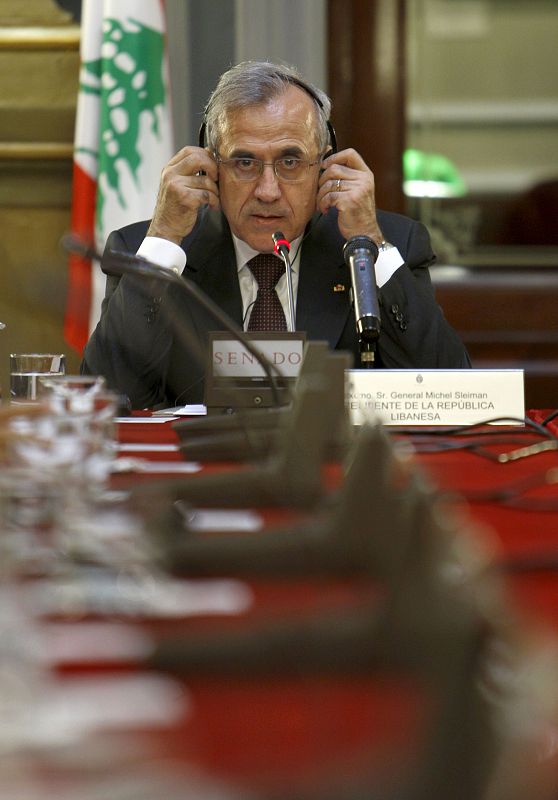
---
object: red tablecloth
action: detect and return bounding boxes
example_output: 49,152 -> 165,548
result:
17,412 -> 558,797
114,413 -> 558,630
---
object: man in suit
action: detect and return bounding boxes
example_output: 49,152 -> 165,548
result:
82,61 -> 469,409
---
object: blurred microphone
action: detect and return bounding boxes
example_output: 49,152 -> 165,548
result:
175,350 -> 350,463
133,374 -> 340,510
149,421 -> 396,578
272,230 -> 296,332
172,341 -> 330,441
343,235 -> 381,368
62,233 -> 180,282
172,342 -> 350,463
148,464 -> 487,677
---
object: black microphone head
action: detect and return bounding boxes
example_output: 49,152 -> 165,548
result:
343,235 -> 379,265
272,231 -> 291,256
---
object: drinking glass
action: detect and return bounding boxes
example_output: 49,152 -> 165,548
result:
80,389 -> 119,487
36,375 -> 116,494
0,467 -> 59,574
37,373 -> 105,413
9,354 -> 65,403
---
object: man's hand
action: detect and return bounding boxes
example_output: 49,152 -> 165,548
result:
317,149 -> 384,244
147,147 -> 220,244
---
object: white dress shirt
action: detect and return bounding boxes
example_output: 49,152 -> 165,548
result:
137,231 -> 404,329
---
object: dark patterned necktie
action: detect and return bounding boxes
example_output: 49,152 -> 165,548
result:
246,253 -> 287,331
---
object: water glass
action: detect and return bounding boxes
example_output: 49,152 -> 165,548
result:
9,353 -> 65,403
81,389 -> 119,486
37,375 -> 116,487
37,374 -> 106,413
0,467 -> 59,574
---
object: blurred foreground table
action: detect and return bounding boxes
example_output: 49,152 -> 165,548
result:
2,409 -> 558,799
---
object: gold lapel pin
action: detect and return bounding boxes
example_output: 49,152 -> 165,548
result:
333,283 -> 346,293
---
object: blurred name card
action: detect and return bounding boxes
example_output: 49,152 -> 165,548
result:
346,369 -> 525,426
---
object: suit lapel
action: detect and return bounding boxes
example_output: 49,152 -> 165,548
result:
296,212 -> 352,347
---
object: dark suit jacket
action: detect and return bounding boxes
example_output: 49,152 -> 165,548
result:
82,208 -> 470,408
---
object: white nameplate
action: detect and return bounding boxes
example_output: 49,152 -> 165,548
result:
211,337 -> 304,379
346,369 -> 525,426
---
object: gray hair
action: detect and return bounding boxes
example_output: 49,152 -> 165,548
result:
203,60 -> 332,154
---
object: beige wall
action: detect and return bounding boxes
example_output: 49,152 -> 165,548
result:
0,0 -> 80,399
407,0 -> 558,194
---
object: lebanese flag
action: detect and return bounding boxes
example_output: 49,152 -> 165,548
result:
65,0 -> 173,353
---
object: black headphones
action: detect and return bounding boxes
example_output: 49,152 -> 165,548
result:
198,75 -> 337,155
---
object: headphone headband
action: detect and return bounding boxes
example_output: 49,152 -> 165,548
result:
198,76 -> 337,154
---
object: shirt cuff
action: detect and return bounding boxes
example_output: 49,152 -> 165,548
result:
375,247 -> 404,288
137,237 -> 186,274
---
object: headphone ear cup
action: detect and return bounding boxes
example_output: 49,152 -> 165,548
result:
326,121 -> 337,154
198,121 -> 206,149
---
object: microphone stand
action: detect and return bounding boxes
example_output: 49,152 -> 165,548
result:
273,231 -> 296,332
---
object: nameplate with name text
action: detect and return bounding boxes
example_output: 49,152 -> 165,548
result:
346,369 -> 525,426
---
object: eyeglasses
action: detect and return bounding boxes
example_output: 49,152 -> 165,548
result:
215,155 -> 321,183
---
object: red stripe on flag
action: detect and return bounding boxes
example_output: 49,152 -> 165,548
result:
64,162 -> 97,354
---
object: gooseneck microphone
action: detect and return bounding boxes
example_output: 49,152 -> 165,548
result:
272,231 -> 296,332
62,234 -> 283,407
343,235 -> 381,368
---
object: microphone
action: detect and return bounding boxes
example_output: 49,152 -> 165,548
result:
272,231 -> 290,259
272,230 -> 296,332
343,235 -> 381,368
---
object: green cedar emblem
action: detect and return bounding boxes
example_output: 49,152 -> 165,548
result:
77,17 -> 167,222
